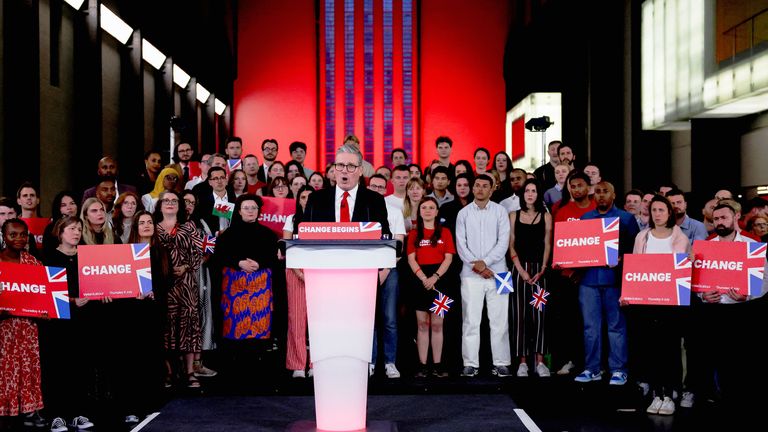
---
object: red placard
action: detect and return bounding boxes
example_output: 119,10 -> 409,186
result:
552,218 -> 620,268
297,222 -> 382,240
0,262 -> 70,319
621,254 -> 692,306
21,217 -> 50,246
258,197 -> 296,235
691,240 -> 766,296
78,244 -> 153,299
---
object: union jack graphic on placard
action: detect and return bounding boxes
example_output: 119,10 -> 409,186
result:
602,217 -> 620,267
430,290 -> 453,318
359,222 -> 381,232
747,242 -> 766,297
52,291 -> 71,320
674,253 -> 692,306
131,243 -> 151,260
46,266 -> 67,283
529,286 -> 550,311
136,267 -> 153,296
227,159 -> 242,171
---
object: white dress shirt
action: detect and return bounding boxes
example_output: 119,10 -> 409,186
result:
335,185 -> 359,222
455,200 -> 510,278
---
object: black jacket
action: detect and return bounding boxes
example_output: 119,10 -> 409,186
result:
303,186 -> 391,237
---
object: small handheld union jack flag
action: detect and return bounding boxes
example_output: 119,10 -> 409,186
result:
430,290 -> 453,318
529,285 -> 550,311
201,235 -> 216,254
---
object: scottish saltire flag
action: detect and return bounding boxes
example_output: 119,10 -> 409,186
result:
227,159 -> 242,171
131,243 -> 151,260
529,285 -> 550,311
603,217 -> 620,266
494,271 -> 514,294
430,290 -> 453,318
674,253 -> 692,306
213,202 -> 235,220
201,235 -> 216,254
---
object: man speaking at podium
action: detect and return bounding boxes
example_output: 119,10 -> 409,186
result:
303,144 -> 391,237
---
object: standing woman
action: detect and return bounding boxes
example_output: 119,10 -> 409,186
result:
112,192 -> 142,243
508,179 -> 553,378
42,191 -> 79,259
80,198 -> 118,245
154,191 -> 204,389
282,186 -> 315,377
627,194 -> 690,416
407,197 -> 455,378
402,177 -> 426,231
141,167 -> 181,213
308,172 -> 326,191
492,151 -> 513,185
439,173 -> 474,236
289,175 -> 307,199
266,176 -> 290,198
0,219 -> 45,428
228,169 -> 248,198
41,216 -> 95,431
473,148 -> 491,175
215,195 -> 279,370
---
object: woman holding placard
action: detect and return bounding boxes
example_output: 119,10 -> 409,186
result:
628,194 -> 690,416
0,219 -> 45,428
508,179 -> 553,378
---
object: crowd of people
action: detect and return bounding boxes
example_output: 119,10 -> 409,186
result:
1,135 -> 767,431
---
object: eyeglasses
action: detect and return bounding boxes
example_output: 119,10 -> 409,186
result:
263,147 -> 278,152
369,184 -> 387,191
161,199 -> 179,205
184,199 -> 196,206
755,223 -> 768,229
334,163 -> 360,173
209,176 -> 226,182
241,205 -> 259,211
178,148 -> 193,153
165,175 -> 179,181
273,184 -> 288,189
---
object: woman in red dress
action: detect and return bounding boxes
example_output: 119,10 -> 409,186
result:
0,219 -> 46,429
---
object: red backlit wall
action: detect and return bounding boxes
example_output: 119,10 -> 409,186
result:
233,0 -> 318,169
234,0 -> 510,172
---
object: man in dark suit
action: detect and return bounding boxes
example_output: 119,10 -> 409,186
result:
304,144 -> 390,237
196,166 -> 237,235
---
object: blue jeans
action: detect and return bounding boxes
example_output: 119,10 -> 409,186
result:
578,284 -> 627,374
372,268 -> 398,364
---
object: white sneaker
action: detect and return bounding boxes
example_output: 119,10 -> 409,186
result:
658,397 -> 675,415
646,396 -> 663,414
535,362 -> 551,377
638,382 -> 650,397
556,360 -> 575,375
385,363 -> 401,378
125,415 -> 140,425
70,416 -> 94,430
50,417 -> 68,432
517,363 -> 529,377
292,369 -> 306,378
307,368 -> 314,378
680,391 -> 694,408
368,363 -> 375,377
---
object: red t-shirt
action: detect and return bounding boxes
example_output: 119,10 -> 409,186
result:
553,199 -> 597,224
407,227 -> 456,265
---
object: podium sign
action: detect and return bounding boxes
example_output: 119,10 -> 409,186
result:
297,222 -> 382,240
621,253 -> 692,306
553,218 -> 619,268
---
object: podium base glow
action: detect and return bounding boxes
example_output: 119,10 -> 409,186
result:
304,268 -> 378,431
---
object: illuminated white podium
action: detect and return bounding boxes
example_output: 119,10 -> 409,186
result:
285,231 -> 396,432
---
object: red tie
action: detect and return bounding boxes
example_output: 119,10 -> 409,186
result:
340,191 -> 351,222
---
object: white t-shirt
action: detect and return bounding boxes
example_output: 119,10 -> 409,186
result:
645,231 -> 674,254
283,213 -> 296,234
385,194 -> 405,212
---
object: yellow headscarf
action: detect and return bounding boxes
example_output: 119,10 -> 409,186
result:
149,166 -> 182,198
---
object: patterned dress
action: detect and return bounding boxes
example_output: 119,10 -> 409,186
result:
157,221 -> 203,352
0,252 -> 44,416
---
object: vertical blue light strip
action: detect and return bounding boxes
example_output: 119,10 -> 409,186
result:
324,0 -> 336,161
402,0 -> 413,156
363,0 -> 374,163
344,0 -> 355,135
383,0 -> 393,157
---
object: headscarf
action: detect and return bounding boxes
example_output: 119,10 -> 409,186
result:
149,167 -> 182,198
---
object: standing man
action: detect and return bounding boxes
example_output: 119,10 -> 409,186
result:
533,140 -> 562,191
666,189 -> 708,244
196,166 -> 236,235
172,142 -> 201,184
16,183 -> 40,218
185,154 -> 211,190
367,174 -> 406,378
289,141 -> 315,177
94,178 -> 118,215
435,136 -> 454,171
303,143 -> 390,235
497,169 -> 527,212
583,163 -> 602,196
574,181 -> 639,385
258,139 -> 279,183
82,156 -> 136,202
556,143 -> 576,172
455,174 -> 512,377
385,165 -> 410,212
390,149 -> 408,167
137,150 -> 163,195
427,166 -> 454,207
243,154 -> 264,194
224,137 -> 243,162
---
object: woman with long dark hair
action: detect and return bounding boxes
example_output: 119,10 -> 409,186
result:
508,179 -> 552,378
154,191 -> 204,389
407,197 -> 455,378
42,191 -> 79,258
282,185 -> 315,377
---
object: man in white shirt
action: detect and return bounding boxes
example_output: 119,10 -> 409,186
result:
368,174 -> 406,378
385,165 -> 410,212
455,174 -> 512,377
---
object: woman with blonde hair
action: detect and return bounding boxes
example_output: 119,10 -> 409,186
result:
80,198 -> 117,245
402,177 -> 426,231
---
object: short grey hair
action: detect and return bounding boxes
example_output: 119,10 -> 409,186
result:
336,143 -> 363,165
